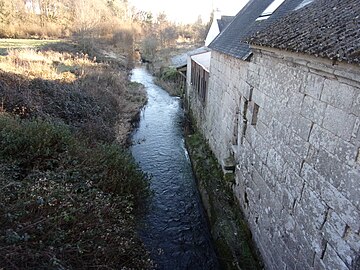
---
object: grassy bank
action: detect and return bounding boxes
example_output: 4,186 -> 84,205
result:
186,132 -> 262,270
0,39 -> 61,55
0,39 -> 152,269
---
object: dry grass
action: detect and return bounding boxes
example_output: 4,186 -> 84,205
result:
0,48 -> 95,81
0,22 -> 69,39
0,46 -> 146,145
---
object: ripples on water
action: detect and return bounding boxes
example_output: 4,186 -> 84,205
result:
130,67 -> 219,270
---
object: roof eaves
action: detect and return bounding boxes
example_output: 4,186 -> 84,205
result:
248,0 -> 360,65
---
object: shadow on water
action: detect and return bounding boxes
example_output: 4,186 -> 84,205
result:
130,66 -> 219,270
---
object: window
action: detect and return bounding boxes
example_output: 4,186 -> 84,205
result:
232,108 -> 240,146
199,71 -> 208,103
251,103 -> 260,126
256,0 -> 286,21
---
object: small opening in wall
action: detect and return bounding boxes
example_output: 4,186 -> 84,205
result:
244,191 -> 249,208
251,103 -> 260,126
240,98 -> 248,145
232,106 -> 240,146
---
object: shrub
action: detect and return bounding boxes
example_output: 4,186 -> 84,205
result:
0,114 -> 150,202
0,115 -> 74,170
154,67 -> 183,96
160,67 -> 178,82
0,114 -> 152,269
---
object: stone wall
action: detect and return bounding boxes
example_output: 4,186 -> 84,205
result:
188,48 -> 360,269
187,52 -> 250,163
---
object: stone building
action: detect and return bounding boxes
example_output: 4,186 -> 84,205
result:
204,12 -> 234,46
172,13 -> 232,101
171,47 -> 210,95
186,0 -> 360,269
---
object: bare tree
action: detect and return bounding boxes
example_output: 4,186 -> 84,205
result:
192,15 -> 207,43
162,25 -> 178,46
0,0 -> 25,25
73,0 -> 109,35
107,0 -> 129,21
141,34 -> 158,60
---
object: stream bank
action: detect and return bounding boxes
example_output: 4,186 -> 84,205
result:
185,131 -> 263,270
0,42 -> 152,269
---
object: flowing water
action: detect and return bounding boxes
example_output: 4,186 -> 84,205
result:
130,67 -> 219,269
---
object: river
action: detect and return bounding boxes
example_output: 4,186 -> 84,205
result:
130,67 -> 219,269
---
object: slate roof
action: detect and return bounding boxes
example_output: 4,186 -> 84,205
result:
249,0 -> 360,64
170,46 -> 210,69
208,0 -> 304,60
217,16 -> 234,32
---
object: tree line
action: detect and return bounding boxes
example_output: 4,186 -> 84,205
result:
0,0 -> 208,57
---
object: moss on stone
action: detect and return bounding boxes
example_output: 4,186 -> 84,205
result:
186,131 -> 262,270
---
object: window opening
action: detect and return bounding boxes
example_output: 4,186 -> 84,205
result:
240,98 -> 248,145
232,107 -> 240,146
256,0 -> 286,21
251,103 -> 260,126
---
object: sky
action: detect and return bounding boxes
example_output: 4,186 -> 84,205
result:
129,0 -> 250,24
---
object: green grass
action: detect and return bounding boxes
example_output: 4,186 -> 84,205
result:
0,38 -> 61,55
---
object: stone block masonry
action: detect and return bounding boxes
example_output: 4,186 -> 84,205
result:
187,47 -> 360,270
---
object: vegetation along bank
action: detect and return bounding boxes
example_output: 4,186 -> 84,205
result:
0,0 -> 212,267
0,39 -> 152,269
186,131 -> 263,270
